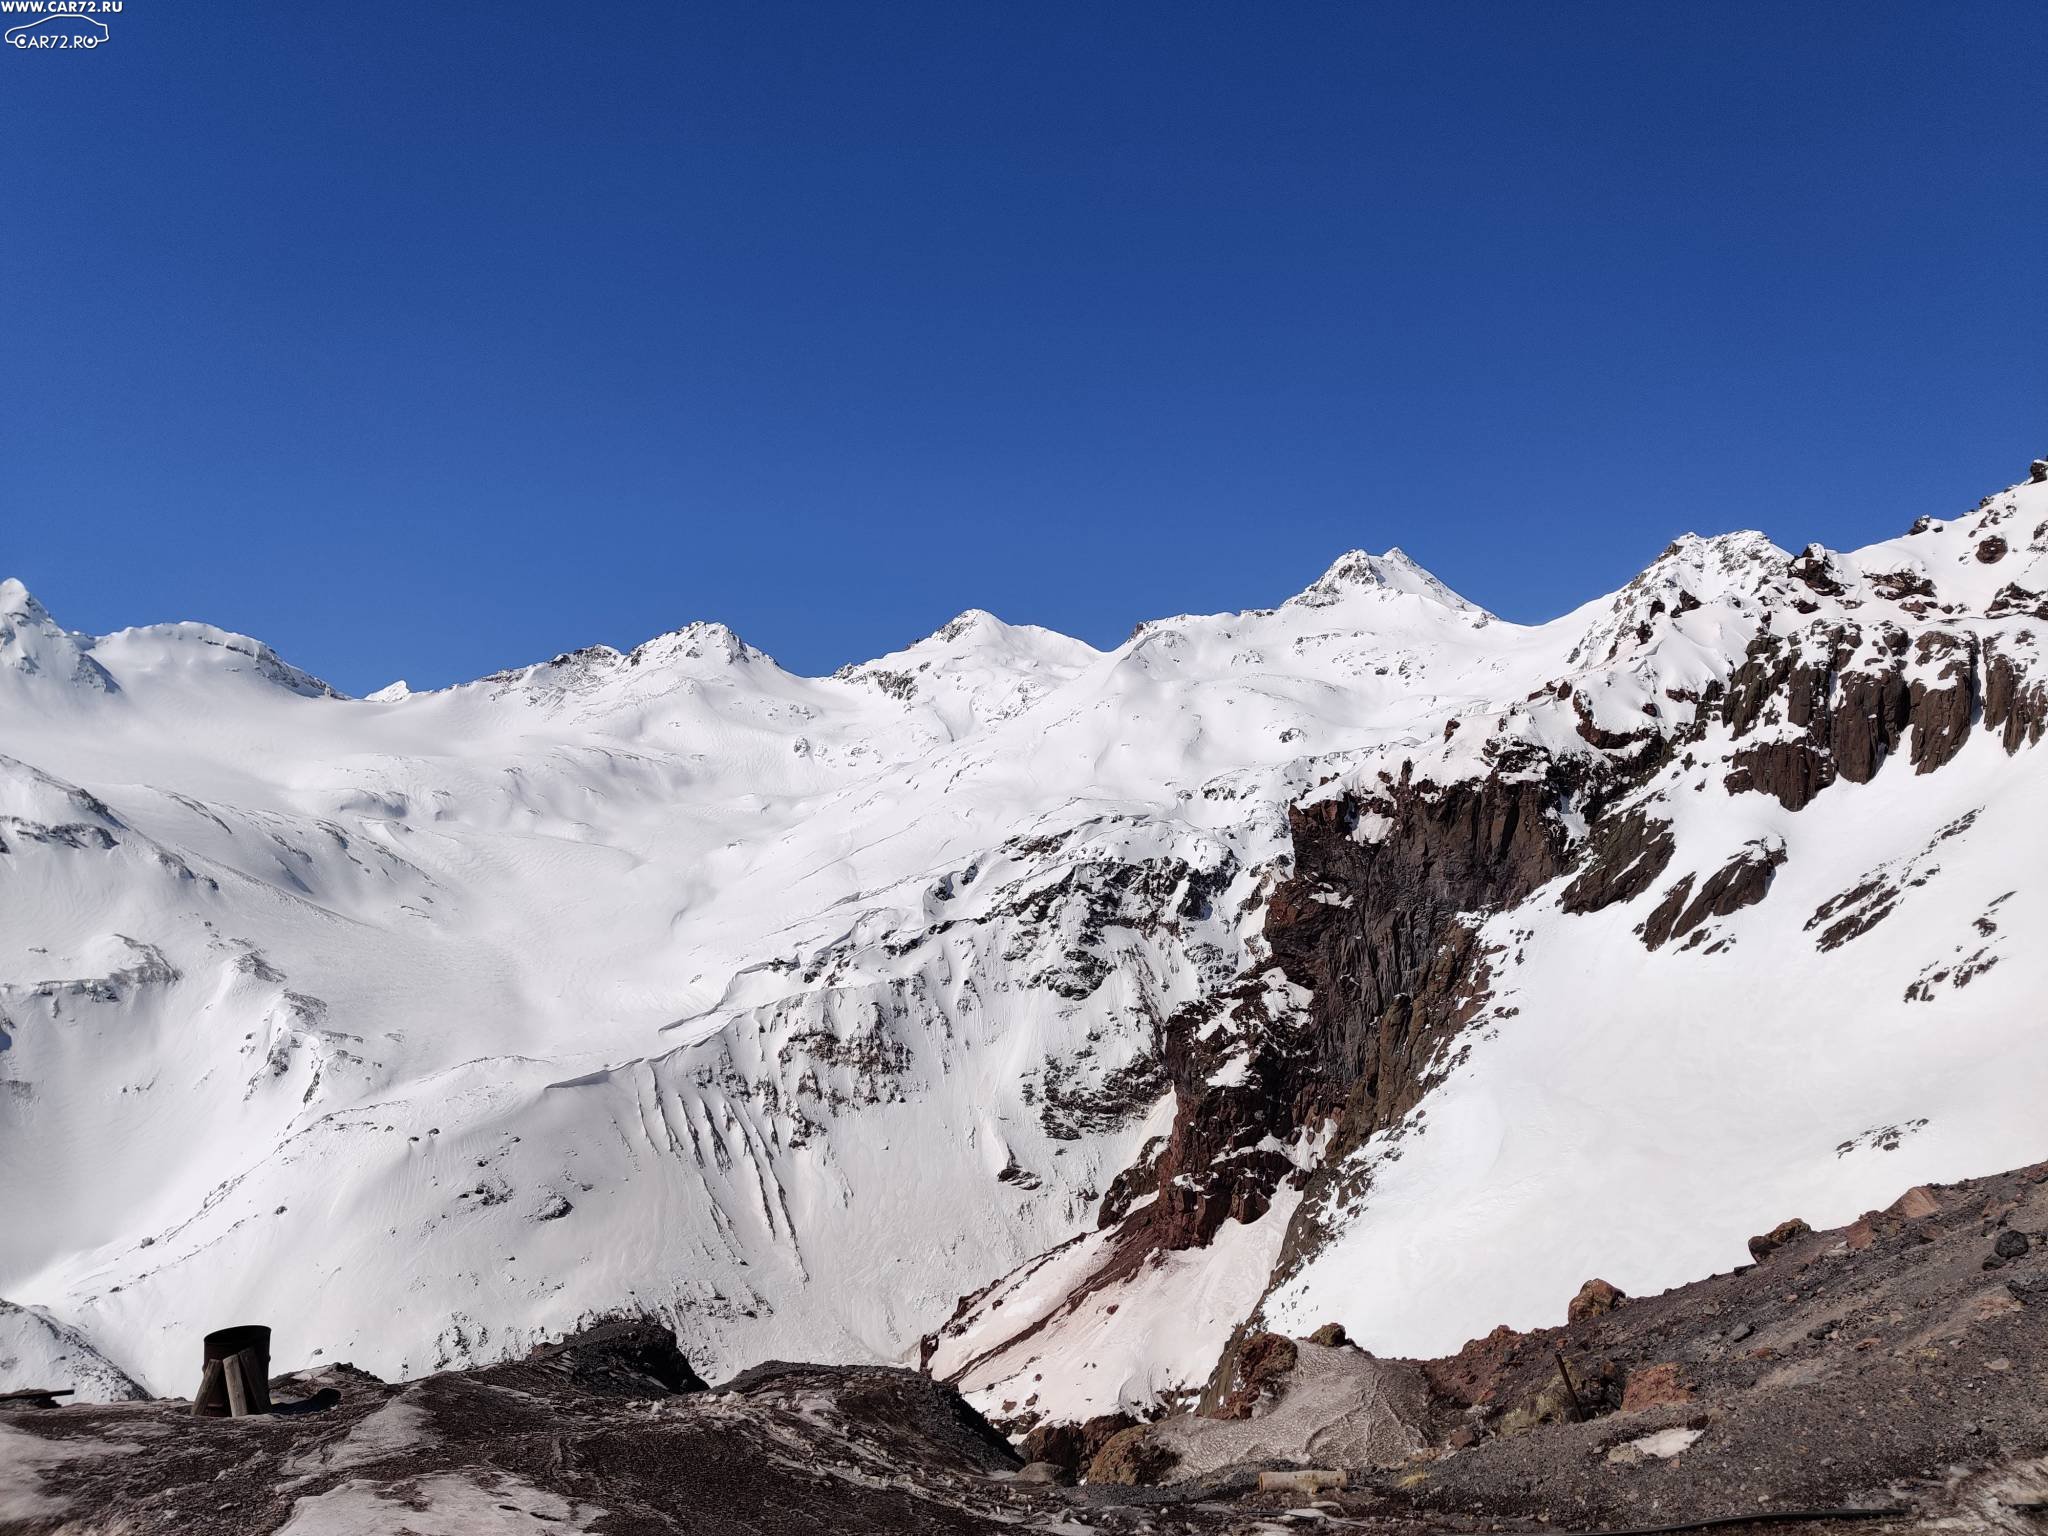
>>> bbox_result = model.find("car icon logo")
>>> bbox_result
[5,14,110,47]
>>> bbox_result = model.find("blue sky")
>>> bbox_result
[4,2,2043,693]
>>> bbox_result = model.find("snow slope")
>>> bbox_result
[3,475,2045,1417]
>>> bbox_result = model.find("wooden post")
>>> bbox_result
[192,1359,227,1417]
[1553,1349,1587,1423]
[223,1355,250,1418]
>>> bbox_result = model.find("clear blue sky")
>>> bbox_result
[5,3,2043,694]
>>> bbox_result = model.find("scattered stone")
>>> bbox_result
[2006,1270,2048,1302]
[1727,1322,1755,1343]
[1568,1278,1626,1323]
[1748,1218,1812,1262]
[1994,1229,2031,1260]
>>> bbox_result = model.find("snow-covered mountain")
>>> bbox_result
[4,468,2045,1429]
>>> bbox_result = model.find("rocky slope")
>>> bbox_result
[4,1159,2044,1534]
[3,467,2046,1438]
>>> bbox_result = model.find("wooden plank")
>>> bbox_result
[192,1359,226,1418]
[234,1347,272,1415]
[223,1353,250,1418]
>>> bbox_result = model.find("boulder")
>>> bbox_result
[1568,1278,1626,1323]
[1307,1322,1350,1346]
[1077,1411,1137,1467]
[1085,1423,1180,1486]
[1014,1460,1073,1485]
[1747,1217,1812,1262]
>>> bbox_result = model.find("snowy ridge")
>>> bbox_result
[2,470,2045,1423]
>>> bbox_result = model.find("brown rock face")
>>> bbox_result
[1711,610,2030,811]
[1908,632,1979,774]
[1984,641,2048,753]
[1186,769,1575,1412]
[1620,1361,1694,1412]
[1266,773,1571,1126]
[1213,1332,1298,1419]
[1568,1278,1627,1323]
[1723,740,1837,812]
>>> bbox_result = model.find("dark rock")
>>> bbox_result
[1983,641,2048,753]
[1907,632,1978,775]
[1994,1229,2031,1260]
[1724,739,1837,812]
[2031,459,2048,484]
[1641,839,1786,951]
[1561,809,1676,914]
[2006,1269,2048,1302]
[500,1317,707,1398]
[1307,1322,1350,1347]
[1977,535,2009,564]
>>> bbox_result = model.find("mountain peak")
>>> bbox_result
[626,620,764,670]
[0,579,119,695]
[932,608,1003,644]
[1,577,47,622]
[1291,548,1489,616]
